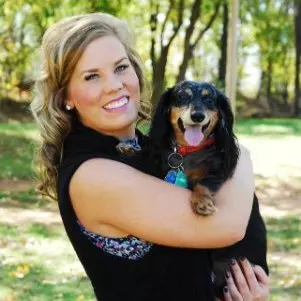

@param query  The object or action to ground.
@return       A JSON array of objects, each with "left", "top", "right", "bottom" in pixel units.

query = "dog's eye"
[{"left": 204, "top": 98, "right": 215, "bottom": 106}]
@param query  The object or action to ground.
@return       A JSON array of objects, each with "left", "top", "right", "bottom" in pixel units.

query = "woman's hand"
[{"left": 216, "top": 258, "right": 269, "bottom": 301}]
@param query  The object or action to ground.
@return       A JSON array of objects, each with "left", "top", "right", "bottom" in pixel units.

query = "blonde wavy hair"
[{"left": 30, "top": 13, "right": 151, "bottom": 200}]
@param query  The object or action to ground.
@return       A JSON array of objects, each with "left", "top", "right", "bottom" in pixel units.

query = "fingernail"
[
  {"left": 239, "top": 256, "right": 246, "bottom": 262},
  {"left": 223, "top": 286, "right": 229, "bottom": 293},
  {"left": 225, "top": 270, "right": 230, "bottom": 279},
  {"left": 230, "top": 258, "right": 236, "bottom": 265}
]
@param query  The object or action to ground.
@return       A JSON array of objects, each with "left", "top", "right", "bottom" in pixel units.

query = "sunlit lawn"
[{"left": 0, "top": 119, "right": 301, "bottom": 300}]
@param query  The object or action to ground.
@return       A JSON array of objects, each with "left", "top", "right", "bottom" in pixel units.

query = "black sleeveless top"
[{"left": 57, "top": 120, "right": 214, "bottom": 301}]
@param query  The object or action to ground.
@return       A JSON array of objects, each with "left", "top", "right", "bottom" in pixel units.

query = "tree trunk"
[
  {"left": 256, "top": 70, "right": 265, "bottom": 100},
  {"left": 282, "top": 81, "right": 289, "bottom": 110},
  {"left": 149, "top": 0, "right": 184, "bottom": 107},
  {"left": 218, "top": 0, "right": 228, "bottom": 90},
  {"left": 176, "top": 0, "right": 221, "bottom": 82},
  {"left": 151, "top": 48, "right": 169, "bottom": 107},
  {"left": 294, "top": 0, "right": 301, "bottom": 116},
  {"left": 266, "top": 58, "right": 274, "bottom": 113},
  {"left": 177, "top": 46, "right": 193, "bottom": 82}
]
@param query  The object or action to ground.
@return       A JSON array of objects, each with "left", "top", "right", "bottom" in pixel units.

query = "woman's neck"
[
  {"left": 112, "top": 124, "right": 136, "bottom": 141},
  {"left": 80, "top": 120, "right": 136, "bottom": 141}
]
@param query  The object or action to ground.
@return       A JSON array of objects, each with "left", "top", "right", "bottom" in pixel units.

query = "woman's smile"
[{"left": 103, "top": 96, "right": 129, "bottom": 112}]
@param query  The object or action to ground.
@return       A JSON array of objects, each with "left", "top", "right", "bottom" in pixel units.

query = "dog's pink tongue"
[{"left": 184, "top": 126, "right": 204, "bottom": 146}]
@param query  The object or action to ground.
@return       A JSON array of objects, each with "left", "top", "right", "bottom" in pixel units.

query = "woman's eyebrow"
[
  {"left": 80, "top": 57, "right": 129, "bottom": 75},
  {"left": 114, "top": 57, "right": 129, "bottom": 65}
]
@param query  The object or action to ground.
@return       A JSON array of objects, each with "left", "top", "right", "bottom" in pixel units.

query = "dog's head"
[
  {"left": 149, "top": 81, "right": 239, "bottom": 174},
  {"left": 170, "top": 81, "right": 223, "bottom": 146}
]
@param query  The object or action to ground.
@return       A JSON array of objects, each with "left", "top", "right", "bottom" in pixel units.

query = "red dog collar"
[{"left": 177, "top": 136, "right": 216, "bottom": 156}]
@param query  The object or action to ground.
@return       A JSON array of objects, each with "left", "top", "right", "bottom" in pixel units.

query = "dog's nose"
[{"left": 191, "top": 111, "right": 205, "bottom": 122}]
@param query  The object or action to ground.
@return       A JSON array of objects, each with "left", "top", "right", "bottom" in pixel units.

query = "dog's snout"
[{"left": 191, "top": 111, "right": 205, "bottom": 123}]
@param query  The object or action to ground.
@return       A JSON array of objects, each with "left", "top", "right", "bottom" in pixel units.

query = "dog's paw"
[
  {"left": 192, "top": 198, "right": 216, "bottom": 216},
  {"left": 191, "top": 185, "right": 216, "bottom": 216}
]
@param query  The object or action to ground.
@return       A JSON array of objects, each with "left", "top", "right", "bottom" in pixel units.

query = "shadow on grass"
[
  {"left": 0, "top": 263, "right": 94, "bottom": 301},
  {"left": 269, "top": 257, "right": 301, "bottom": 301},
  {"left": 0, "top": 131, "right": 36, "bottom": 180},
  {"left": 255, "top": 175, "right": 301, "bottom": 212},
  {"left": 0, "top": 188, "right": 50, "bottom": 209},
  {"left": 266, "top": 215, "right": 301, "bottom": 253},
  {"left": 0, "top": 222, "right": 61, "bottom": 238},
  {"left": 235, "top": 118, "right": 301, "bottom": 136},
  {"left": 270, "top": 286, "right": 301, "bottom": 301}
]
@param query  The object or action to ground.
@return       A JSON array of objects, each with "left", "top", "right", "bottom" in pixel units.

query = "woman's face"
[{"left": 67, "top": 35, "right": 141, "bottom": 139}]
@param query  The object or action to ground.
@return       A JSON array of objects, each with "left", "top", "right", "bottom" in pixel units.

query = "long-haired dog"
[{"left": 148, "top": 81, "right": 268, "bottom": 298}]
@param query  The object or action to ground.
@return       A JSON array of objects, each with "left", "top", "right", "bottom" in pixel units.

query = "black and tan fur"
[
  {"left": 149, "top": 81, "right": 239, "bottom": 215},
  {"left": 148, "top": 81, "right": 268, "bottom": 298}
]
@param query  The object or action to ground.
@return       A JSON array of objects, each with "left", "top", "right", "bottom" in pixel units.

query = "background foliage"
[{"left": 0, "top": 0, "right": 300, "bottom": 118}]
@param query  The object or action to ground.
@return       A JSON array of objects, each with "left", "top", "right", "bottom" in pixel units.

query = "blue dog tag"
[
  {"left": 175, "top": 171, "right": 188, "bottom": 188},
  {"left": 164, "top": 170, "right": 177, "bottom": 184},
  {"left": 164, "top": 170, "right": 188, "bottom": 188}
]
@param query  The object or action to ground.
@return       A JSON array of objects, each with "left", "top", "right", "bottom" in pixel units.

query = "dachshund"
[
  {"left": 149, "top": 80, "right": 239, "bottom": 215},
  {"left": 148, "top": 80, "right": 268, "bottom": 298}
]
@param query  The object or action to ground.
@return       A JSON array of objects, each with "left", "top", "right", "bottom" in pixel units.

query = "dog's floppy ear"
[
  {"left": 215, "top": 91, "right": 240, "bottom": 176},
  {"left": 148, "top": 88, "right": 173, "bottom": 150}
]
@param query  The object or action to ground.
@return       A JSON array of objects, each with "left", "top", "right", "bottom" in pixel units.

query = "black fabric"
[{"left": 56, "top": 119, "right": 215, "bottom": 301}]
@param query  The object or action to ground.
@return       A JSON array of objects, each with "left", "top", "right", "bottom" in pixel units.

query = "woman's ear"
[
  {"left": 217, "top": 92, "right": 234, "bottom": 131},
  {"left": 215, "top": 91, "right": 239, "bottom": 176},
  {"left": 65, "top": 99, "right": 75, "bottom": 110},
  {"left": 148, "top": 88, "right": 173, "bottom": 149},
  {"left": 149, "top": 88, "right": 173, "bottom": 133}
]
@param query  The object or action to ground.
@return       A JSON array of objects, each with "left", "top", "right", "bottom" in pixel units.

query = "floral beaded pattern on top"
[{"left": 77, "top": 221, "right": 153, "bottom": 260}]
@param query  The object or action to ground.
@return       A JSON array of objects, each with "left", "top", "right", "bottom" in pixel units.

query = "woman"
[{"left": 30, "top": 13, "right": 269, "bottom": 301}]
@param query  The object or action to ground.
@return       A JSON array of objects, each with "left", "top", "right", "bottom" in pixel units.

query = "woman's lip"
[
  {"left": 104, "top": 95, "right": 129, "bottom": 107},
  {"left": 103, "top": 97, "right": 129, "bottom": 111}
]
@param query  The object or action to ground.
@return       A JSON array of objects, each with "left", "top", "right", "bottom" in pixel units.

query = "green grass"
[
  {"left": 0, "top": 263, "right": 94, "bottom": 301},
  {"left": 0, "top": 118, "right": 300, "bottom": 180},
  {"left": 267, "top": 216, "right": 301, "bottom": 253},
  {"left": 140, "top": 117, "right": 301, "bottom": 137},
  {"left": 27, "top": 223, "right": 60, "bottom": 238},
  {"left": 0, "top": 211, "right": 95, "bottom": 300},
  {"left": 1, "top": 118, "right": 301, "bottom": 300},
  {"left": 235, "top": 118, "right": 301, "bottom": 136},
  {"left": 0, "top": 188, "right": 47, "bottom": 208},
  {"left": 0, "top": 122, "right": 38, "bottom": 180}
]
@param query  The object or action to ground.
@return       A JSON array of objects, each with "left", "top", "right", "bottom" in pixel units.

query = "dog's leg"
[{"left": 190, "top": 184, "right": 216, "bottom": 216}]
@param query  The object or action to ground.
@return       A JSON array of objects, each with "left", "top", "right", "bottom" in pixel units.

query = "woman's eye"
[
  {"left": 84, "top": 74, "right": 99, "bottom": 81},
  {"left": 115, "top": 64, "right": 129, "bottom": 73}
]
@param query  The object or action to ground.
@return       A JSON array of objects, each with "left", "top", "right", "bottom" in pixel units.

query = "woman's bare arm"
[{"left": 69, "top": 145, "right": 254, "bottom": 248}]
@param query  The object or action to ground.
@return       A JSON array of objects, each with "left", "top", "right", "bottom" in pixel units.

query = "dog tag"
[
  {"left": 164, "top": 170, "right": 177, "bottom": 184},
  {"left": 175, "top": 171, "right": 188, "bottom": 188}
]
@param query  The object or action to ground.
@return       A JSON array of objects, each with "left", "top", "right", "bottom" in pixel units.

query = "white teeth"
[{"left": 104, "top": 97, "right": 129, "bottom": 109}]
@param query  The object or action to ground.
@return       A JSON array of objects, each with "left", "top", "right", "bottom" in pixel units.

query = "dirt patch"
[
  {"left": 0, "top": 205, "right": 61, "bottom": 226},
  {"left": 0, "top": 179, "right": 35, "bottom": 192},
  {"left": 256, "top": 176, "right": 301, "bottom": 217}
]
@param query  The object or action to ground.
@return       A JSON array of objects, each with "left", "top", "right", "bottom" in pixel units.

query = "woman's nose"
[{"left": 104, "top": 74, "right": 123, "bottom": 93}]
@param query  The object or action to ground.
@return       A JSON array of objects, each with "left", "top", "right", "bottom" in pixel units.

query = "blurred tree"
[
  {"left": 149, "top": 0, "right": 222, "bottom": 106},
  {"left": 217, "top": 0, "right": 229, "bottom": 90},
  {"left": 0, "top": 0, "right": 121, "bottom": 100},
  {"left": 176, "top": 0, "right": 221, "bottom": 82},
  {"left": 149, "top": 0, "right": 185, "bottom": 107},
  {"left": 0, "top": 0, "right": 298, "bottom": 118},
  {"left": 242, "top": 0, "right": 294, "bottom": 114},
  {"left": 294, "top": 0, "right": 301, "bottom": 116}
]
